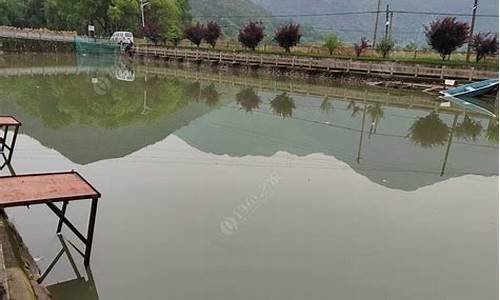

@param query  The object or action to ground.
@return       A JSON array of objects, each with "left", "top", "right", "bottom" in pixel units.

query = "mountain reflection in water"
[{"left": 0, "top": 54, "right": 497, "bottom": 192}]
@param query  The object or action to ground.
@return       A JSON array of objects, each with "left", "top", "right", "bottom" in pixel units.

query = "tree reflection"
[
  {"left": 408, "top": 112, "right": 449, "bottom": 148},
  {"left": 236, "top": 88, "right": 261, "bottom": 112},
  {"left": 270, "top": 93, "right": 296, "bottom": 118},
  {"left": 320, "top": 97, "right": 333, "bottom": 113},
  {"left": 347, "top": 100, "right": 361, "bottom": 118},
  {"left": 453, "top": 114, "right": 483, "bottom": 142},
  {"left": 485, "top": 116, "right": 499, "bottom": 143},
  {"left": 367, "top": 103, "right": 384, "bottom": 123},
  {"left": 2, "top": 74, "right": 189, "bottom": 128},
  {"left": 367, "top": 103, "right": 384, "bottom": 136},
  {"left": 201, "top": 84, "right": 220, "bottom": 107},
  {"left": 184, "top": 81, "right": 202, "bottom": 102}
]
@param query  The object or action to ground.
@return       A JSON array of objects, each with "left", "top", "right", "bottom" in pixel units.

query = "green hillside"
[{"left": 189, "top": 0, "right": 271, "bottom": 38}]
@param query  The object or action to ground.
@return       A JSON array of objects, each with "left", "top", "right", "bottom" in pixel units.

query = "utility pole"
[
  {"left": 389, "top": 11, "right": 394, "bottom": 39},
  {"left": 372, "top": 0, "right": 382, "bottom": 46},
  {"left": 140, "top": 0, "right": 150, "bottom": 28},
  {"left": 466, "top": 0, "right": 478, "bottom": 62},
  {"left": 384, "top": 4, "right": 390, "bottom": 39}
]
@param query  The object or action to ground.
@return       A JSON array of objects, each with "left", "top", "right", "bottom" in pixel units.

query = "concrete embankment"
[{"left": 0, "top": 211, "right": 51, "bottom": 299}]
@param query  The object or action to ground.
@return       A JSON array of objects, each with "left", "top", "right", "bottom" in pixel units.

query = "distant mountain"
[
  {"left": 189, "top": 0, "right": 271, "bottom": 38},
  {"left": 249, "top": 0, "right": 499, "bottom": 44},
  {"left": 188, "top": 0, "right": 323, "bottom": 41}
]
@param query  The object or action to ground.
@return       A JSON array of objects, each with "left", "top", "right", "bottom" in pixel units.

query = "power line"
[
  {"left": 392, "top": 10, "right": 497, "bottom": 18},
  {"left": 193, "top": 10, "right": 379, "bottom": 19},
  {"left": 192, "top": 10, "right": 498, "bottom": 19},
  {"left": 218, "top": 22, "right": 432, "bottom": 35}
]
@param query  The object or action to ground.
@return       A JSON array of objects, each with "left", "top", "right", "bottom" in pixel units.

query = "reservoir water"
[{"left": 0, "top": 54, "right": 498, "bottom": 300}]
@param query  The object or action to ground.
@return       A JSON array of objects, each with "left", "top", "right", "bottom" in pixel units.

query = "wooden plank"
[
  {"left": 0, "top": 171, "right": 100, "bottom": 208},
  {"left": 0, "top": 116, "right": 21, "bottom": 126}
]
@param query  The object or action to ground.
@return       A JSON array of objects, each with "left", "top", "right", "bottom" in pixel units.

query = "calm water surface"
[{"left": 0, "top": 54, "right": 498, "bottom": 300}]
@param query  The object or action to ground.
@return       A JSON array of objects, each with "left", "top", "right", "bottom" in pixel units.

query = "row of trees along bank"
[{"left": 155, "top": 18, "right": 497, "bottom": 64}]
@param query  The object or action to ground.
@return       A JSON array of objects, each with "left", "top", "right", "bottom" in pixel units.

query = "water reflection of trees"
[
  {"left": 1, "top": 74, "right": 188, "bottom": 128},
  {"left": 183, "top": 82, "right": 220, "bottom": 107},
  {"left": 270, "top": 93, "right": 296, "bottom": 118},
  {"left": 347, "top": 100, "right": 361, "bottom": 118},
  {"left": 453, "top": 114, "right": 483, "bottom": 142},
  {"left": 367, "top": 103, "right": 384, "bottom": 136},
  {"left": 485, "top": 117, "right": 499, "bottom": 143},
  {"left": 408, "top": 112, "right": 449, "bottom": 148},
  {"left": 201, "top": 84, "right": 220, "bottom": 107},
  {"left": 367, "top": 103, "right": 384, "bottom": 123},
  {"left": 183, "top": 81, "right": 202, "bottom": 102},
  {"left": 236, "top": 88, "right": 261, "bottom": 112},
  {"left": 320, "top": 97, "right": 333, "bottom": 113}
]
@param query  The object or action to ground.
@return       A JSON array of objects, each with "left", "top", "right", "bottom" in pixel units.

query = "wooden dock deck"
[
  {"left": 0, "top": 116, "right": 21, "bottom": 167},
  {"left": 0, "top": 171, "right": 101, "bottom": 267},
  {"left": 0, "top": 172, "right": 99, "bottom": 207}
]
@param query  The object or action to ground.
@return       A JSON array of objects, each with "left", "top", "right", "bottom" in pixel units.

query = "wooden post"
[
  {"left": 56, "top": 201, "right": 68, "bottom": 233},
  {"left": 347, "top": 60, "right": 351, "bottom": 73},
  {"left": 414, "top": 65, "right": 419, "bottom": 78},
  {"left": 219, "top": 51, "right": 222, "bottom": 63},
  {"left": 260, "top": 54, "right": 263, "bottom": 66},
  {"left": 84, "top": 198, "right": 99, "bottom": 267},
  {"left": 469, "top": 67, "right": 475, "bottom": 81},
  {"left": 390, "top": 62, "right": 394, "bottom": 76},
  {"left": 440, "top": 65, "right": 445, "bottom": 79},
  {"left": 275, "top": 56, "right": 278, "bottom": 66},
  {"left": 367, "top": 63, "right": 371, "bottom": 74}
]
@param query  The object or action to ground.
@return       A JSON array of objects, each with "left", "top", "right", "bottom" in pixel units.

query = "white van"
[{"left": 110, "top": 31, "right": 134, "bottom": 45}]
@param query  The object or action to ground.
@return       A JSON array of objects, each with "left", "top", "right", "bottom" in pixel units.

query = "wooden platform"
[
  {"left": 0, "top": 116, "right": 20, "bottom": 126},
  {"left": 1, "top": 115, "right": 21, "bottom": 167},
  {"left": 0, "top": 171, "right": 100, "bottom": 266},
  {"left": 0, "top": 171, "right": 100, "bottom": 208}
]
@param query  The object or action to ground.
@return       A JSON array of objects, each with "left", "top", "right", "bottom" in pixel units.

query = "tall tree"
[
  {"left": 238, "top": 21, "right": 265, "bottom": 51},
  {"left": 107, "top": 0, "right": 139, "bottom": 33},
  {"left": 471, "top": 32, "right": 499, "bottom": 62},
  {"left": 167, "top": 25, "right": 183, "bottom": 46},
  {"left": 140, "top": 0, "right": 184, "bottom": 45},
  {"left": 184, "top": 22, "right": 205, "bottom": 47},
  {"left": 424, "top": 17, "right": 469, "bottom": 60},
  {"left": 274, "top": 23, "right": 301, "bottom": 53},
  {"left": 204, "top": 21, "right": 221, "bottom": 48},
  {"left": 323, "top": 34, "right": 341, "bottom": 56},
  {"left": 353, "top": 37, "right": 369, "bottom": 57},
  {"left": 141, "top": 14, "right": 165, "bottom": 45},
  {"left": 375, "top": 37, "right": 395, "bottom": 58}
]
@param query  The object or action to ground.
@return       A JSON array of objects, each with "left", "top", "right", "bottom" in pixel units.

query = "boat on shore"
[{"left": 440, "top": 79, "right": 499, "bottom": 98}]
